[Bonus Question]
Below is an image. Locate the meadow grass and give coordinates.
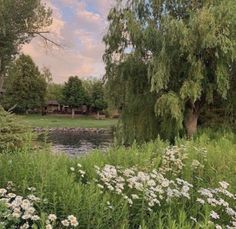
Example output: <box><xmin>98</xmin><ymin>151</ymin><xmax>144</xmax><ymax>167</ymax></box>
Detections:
<box><xmin>0</xmin><ymin>129</ymin><xmax>236</xmax><ymax>228</ymax></box>
<box><xmin>18</xmin><ymin>114</ymin><xmax>118</xmax><ymax>128</ymax></box>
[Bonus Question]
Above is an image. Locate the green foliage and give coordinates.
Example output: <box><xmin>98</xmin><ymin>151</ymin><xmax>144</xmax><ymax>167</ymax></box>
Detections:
<box><xmin>0</xmin><ymin>129</ymin><xmax>236</xmax><ymax>228</ymax></box>
<box><xmin>90</xmin><ymin>81</ymin><xmax>108</xmax><ymax>112</ymax></box>
<box><xmin>0</xmin><ymin>0</ymin><xmax>52</xmax><ymax>82</ymax></box>
<box><xmin>1</xmin><ymin>54</ymin><xmax>47</xmax><ymax>113</ymax></box>
<box><xmin>62</xmin><ymin>76</ymin><xmax>86</xmax><ymax>108</ymax></box>
<box><xmin>0</xmin><ymin>106</ymin><xmax>31</xmax><ymax>153</ymax></box>
<box><xmin>104</xmin><ymin>0</ymin><xmax>236</xmax><ymax>141</ymax></box>
<box><xmin>46</xmin><ymin>83</ymin><xmax>63</xmax><ymax>103</ymax></box>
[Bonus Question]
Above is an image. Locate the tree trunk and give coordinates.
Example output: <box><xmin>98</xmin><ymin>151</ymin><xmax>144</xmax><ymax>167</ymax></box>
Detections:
<box><xmin>72</xmin><ymin>108</ymin><xmax>75</xmax><ymax>118</ymax></box>
<box><xmin>184</xmin><ymin>108</ymin><xmax>199</xmax><ymax>138</ymax></box>
<box><xmin>96</xmin><ymin>111</ymin><xmax>100</xmax><ymax>120</ymax></box>
<box><xmin>0</xmin><ymin>74</ymin><xmax>4</xmax><ymax>99</ymax></box>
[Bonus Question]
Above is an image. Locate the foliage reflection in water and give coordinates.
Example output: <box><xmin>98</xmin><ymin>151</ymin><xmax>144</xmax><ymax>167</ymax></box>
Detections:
<box><xmin>38</xmin><ymin>130</ymin><xmax>113</xmax><ymax>156</ymax></box>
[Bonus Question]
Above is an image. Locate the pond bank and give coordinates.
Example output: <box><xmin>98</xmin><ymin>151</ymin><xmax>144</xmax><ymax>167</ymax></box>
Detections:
<box><xmin>33</xmin><ymin>127</ymin><xmax>113</xmax><ymax>135</ymax></box>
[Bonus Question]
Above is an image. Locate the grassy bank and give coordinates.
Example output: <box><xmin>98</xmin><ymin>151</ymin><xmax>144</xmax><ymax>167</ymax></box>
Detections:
<box><xmin>0</xmin><ymin>129</ymin><xmax>236</xmax><ymax>228</ymax></box>
<box><xmin>19</xmin><ymin>114</ymin><xmax>118</xmax><ymax>128</ymax></box>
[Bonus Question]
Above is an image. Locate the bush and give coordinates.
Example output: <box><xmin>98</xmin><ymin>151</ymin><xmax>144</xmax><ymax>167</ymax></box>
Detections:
<box><xmin>0</xmin><ymin>106</ymin><xmax>31</xmax><ymax>153</ymax></box>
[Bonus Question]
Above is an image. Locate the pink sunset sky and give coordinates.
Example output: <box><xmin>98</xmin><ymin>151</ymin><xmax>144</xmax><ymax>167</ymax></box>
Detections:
<box><xmin>22</xmin><ymin>0</ymin><xmax>115</xmax><ymax>83</ymax></box>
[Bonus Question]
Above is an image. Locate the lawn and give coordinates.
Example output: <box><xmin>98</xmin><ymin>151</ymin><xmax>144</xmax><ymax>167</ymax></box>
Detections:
<box><xmin>18</xmin><ymin>114</ymin><xmax>118</xmax><ymax>128</ymax></box>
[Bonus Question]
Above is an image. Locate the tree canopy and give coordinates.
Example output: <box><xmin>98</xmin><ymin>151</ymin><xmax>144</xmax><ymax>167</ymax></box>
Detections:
<box><xmin>90</xmin><ymin>81</ymin><xmax>108</xmax><ymax>113</ymax></box>
<box><xmin>104</xmin><ymin>0</ymin><xmax>236</xmax><ymax>143</ymax></box>
<box><xmin>0</xmin><ymin>0</ymin><xmax>52</xmax><ymax>93</ymax></box>
<box><xmin>62</xmin><ymin>76</ymin><xmax>86</xmax><ymax>117</ymax></box>
<box><xmin>1</xmin><ymin>54</ymin><xmax>47</xmax><ymax>113</ymax></box>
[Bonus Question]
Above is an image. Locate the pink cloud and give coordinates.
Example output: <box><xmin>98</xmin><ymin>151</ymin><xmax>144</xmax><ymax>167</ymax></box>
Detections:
<box><xmin>21</xmin><ymin>0</ymin><xmax>114</xmax><ymax>83</ymax></box>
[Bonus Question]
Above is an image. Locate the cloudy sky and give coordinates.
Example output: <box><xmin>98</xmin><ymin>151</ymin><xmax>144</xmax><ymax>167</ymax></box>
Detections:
<box><xmin>22</xmin><ymin>0</ymin><xmax>114</xmax><ymax>83</ymax></box>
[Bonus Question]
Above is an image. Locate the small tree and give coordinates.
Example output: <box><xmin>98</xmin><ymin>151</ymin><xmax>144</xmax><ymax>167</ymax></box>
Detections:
<box><xmin>90</xmin><ymin>81</ymin><xmax>108</xmax><ymax>118</ymax></box>
<box><xmin>2</xmin><ymin>54</ymin><xmax>47</xmax><ymax>113</ymax></box>
<box><xmin>62</xmin><ymin>76</ymin><xmax>86</xmax><ymax>118</ymax></box>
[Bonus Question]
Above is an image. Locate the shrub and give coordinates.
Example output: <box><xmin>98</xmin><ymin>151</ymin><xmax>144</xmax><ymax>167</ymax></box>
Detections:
<box><xmin>0</xmin><ymin>106</ymin><xmax>31</xmax><ymax>153</ymax></box>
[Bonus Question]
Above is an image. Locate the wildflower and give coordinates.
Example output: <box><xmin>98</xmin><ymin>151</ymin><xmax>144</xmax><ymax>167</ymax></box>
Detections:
<box><xmin>61</xmin><ymin>220</ymin><xmax>70</xmax><ymax>227</ymax></box>
<box><xmin>28</xmin><ymin>194</ymin><xmax>40</xmax><ymax>202</ymax></box>
<box><xmin>215</xmin><ymin>225</ymin><xmax>222</xmax><ymax>229</ymax></box>
<box><xmin>28</xmin><ymin>187</ymin><xmax>36</xmax><ymax>192</ymax></box>
<box><xmin>22</xmin><ymin>213</ymin><xmax>32</xmax><ymax>220</ymax></box>
<box><xmin>7</xmin><ymin>193</ymin><xmax>16</xmax><ymax>199</ymax></box>
<box><xmin>219</xmin><ymin>181</ymin><xmax>229</xmax><ymax>190</ymax></box>
<box><xmin>210</xmin><ymin>211</ymin><xmax>220</xmax><ymax>220</ymax></box>
<box><xmin>31</xmin><ymin>215</ymin><xmax>40</xmax><ymax>221</ymax></box>
<box><xmin>0</xmin><ymin>188</ymin><xmax>7</xmax><ymax>196</ymax></box>
<box><xmin>70</xmin><ymin>167</ymin><xmax>75</xmax><ymax>172</ymax></box>
<box><xmin>226</xmin><ymin>207</ymin><xmax>236</xmax><ymax>217</ymax></box>
<box><xmin>77</xmin><ymin>163</ymin><xmax>82</xmax><ymax>167</ymax></box>
<box><xmin>68</xmin><ymin>215</ymin><xmax>78</xmax><ymax>226</ymax></box>
<box><xmin>97</xmin><ymin>184</ymin><xmax>104</xmax><ymax>189</ymax></box>
<box><xmin>48</xmin><ymin>214</ymin><xmax>57</xmax><ymax>222</ymax></box>
<box><xmin>46</xmin><ymin>224</ymin><xmax>53</xmax><ymax>229</ymax></box>
<box><xmin>20</xmin><ymin>222</ymin><xmax>29</xmax><ymax>229</ymax></box>
<box><xmin>161</xmin><ymin>179</ymin><xmax>170</xmax><ymax>187</ymax></box>
<box><xmin>79</xmin><ymin>170</ymin><xmax>86</xmax><ymax>177</ymax></box>
<box><xmin>21</xmin><ymin>199</ymin><xmax>31</xmax><ymax>210</ymax></box>
<box><xmin>12</xmin><ymin>212</ymin><xmax>21</xmax><ymax>218</ymax></box>
<box><xmin>131</xmin><ymin>194</ymin><xmax>139</xmax><ymax>199</ymax></box>
<box><xmin>196</xmin><ymin>198</ymin><xmax>205</xmax><ymax>204</ymax></box>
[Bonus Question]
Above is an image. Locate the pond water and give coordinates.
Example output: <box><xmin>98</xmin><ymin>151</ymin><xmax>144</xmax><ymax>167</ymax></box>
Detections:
<box><xmin>38</xmin><ymin>129</ymin><xmax>113</xmax><ymax>156</ymax></box>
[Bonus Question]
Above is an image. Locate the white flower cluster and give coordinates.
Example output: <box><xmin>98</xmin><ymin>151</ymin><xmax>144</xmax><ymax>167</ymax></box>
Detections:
<box><xmin>191</xmin><ymin>159</ymin><xmax>204</xmax><ymax>170</ymax></box>
<box><xmin>70</xmin><ymin>163</ymin><xmax>86</xmax><ymax>178</ymax></box>
<box><xmin>197</xmin><ymin>181</ymin><xmax>236</xmax><ymax>228</ymax></box>
<box><xmin>159</xmin><ymin>146</ymin><xmax>187</xmax><ymax>176</ymax></box>
<box><xmin>61</xmin><ymin>215</ymin><xmax>79</xmax><ymax>227</ymax></box>
<box><xmin>0</xmin><ymin>187</ymin><xmax>41</xmax><ymax>228</ymax></box>
<box><xmin>0</xmin><ymin>186</ymin><xmax>79</xmax><ymax>228</ymax></box>
<box><xmin>95</xmin><ymin>165</ymin><xmax>193</xmax><ymax>210</ymax></box>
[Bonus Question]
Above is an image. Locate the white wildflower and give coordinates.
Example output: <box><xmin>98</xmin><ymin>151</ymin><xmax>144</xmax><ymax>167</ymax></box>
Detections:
<box><xmin>0</xmin><ymin>188</ymin><xmax>7</xmax><ymax>196</ymax></box>
<box><xmin>20</xmin><ymin>222</ymin><xmax>29</xmax><ymax>229</ymax></box>
<box><xmin>12</xmin><ymin>212</ymin><xmax>21</xmax><ymax>218</ymax></box>
<box><xmin>48</xmin><ymin>214</ymin><xmax>57</xmax><ymax>222</ymax></box>
<box><xmin>61</xmin><ymin>219</ymin><xmax>70</xmax><ymax>227</ymax></box>
<box><xmin>31</xmin><ymin>215</ymin><xmax>40</xmax><ymax>221</ymax></box>
<box><xmin>210</xmin><ymin>211</ymin><xmax>220</xmax><ymax>220</ymax></box>
<box><xmin>46</xmin><ymin>224</ymin><xmax>53</xmax><ymax>229</ymax></box>
<box><xmin>219</xmin><ymin>181</ymin><xmax>229</xmax><ymax>190</ymax></box>
<box><xmin>21</xmin><ymin>199</ymin><xmax>31</xmax><ymax>210</ymax></box>
<box><xmin>131</xmin><ymin>194</ymin><xmax>139</xmax><ymax>199</ymax></box>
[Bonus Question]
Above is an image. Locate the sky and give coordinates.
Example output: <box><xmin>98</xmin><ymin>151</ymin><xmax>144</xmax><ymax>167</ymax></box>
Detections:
<box><xmin>22</xmin><ymin>0</ymin><xmax>115</xmax><ymax>84</ymax></box>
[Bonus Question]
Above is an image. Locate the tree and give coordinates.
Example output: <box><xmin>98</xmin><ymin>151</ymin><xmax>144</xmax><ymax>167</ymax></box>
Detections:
<box><xmin>62</xmin><ymin>76</ymin><xmax>86</xmax><ymax>118</ymax></box>
<box><xmin>104</xmin><ymin>0</ymin><xmax>236</xmax><ymax>140</ymax></box>
<box><xmin>1</xmin><ymin>54</ymin><xmax>47</xmax><ymax>113</ymax></box>
<box><xmin>0</xmin><ymin>0</ymin><xmax>52</xmax><ymax>94</ymax></box>
<box><xmin>90</xmin><ymin>81</ymin><xmax>108</xmax><ymax>118</ymax></box>
<box><xmin>46</xmin><ymin>83</ymin><xmax>63</xmax><ymax>103</ymax></box>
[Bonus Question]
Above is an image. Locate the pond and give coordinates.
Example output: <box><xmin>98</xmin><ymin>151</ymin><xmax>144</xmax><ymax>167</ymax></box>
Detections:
<box><xmin>37</xmin><ymin>128</ymin><xmax>114</xmax><ymax>156</ymax></box>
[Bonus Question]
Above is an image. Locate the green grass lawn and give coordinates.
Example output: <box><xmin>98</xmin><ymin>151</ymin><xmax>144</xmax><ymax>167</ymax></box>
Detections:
<box><xmin>19</xmin><ymin>114</ymin><xmax>118</xmax><ymax>128</ymax></box>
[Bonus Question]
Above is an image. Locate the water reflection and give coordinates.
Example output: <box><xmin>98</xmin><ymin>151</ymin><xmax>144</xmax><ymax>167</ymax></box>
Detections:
<box><xmin>38</xmin><ymin>129</ymin><xmax>113</xmax><ymax>156</ymax></box>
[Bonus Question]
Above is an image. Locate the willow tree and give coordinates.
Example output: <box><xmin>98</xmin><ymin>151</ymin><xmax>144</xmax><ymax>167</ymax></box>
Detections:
<box><xmin>104</xmin><ymin>0</ymin><xmax>236</xmax><ymax>140</ymax></box>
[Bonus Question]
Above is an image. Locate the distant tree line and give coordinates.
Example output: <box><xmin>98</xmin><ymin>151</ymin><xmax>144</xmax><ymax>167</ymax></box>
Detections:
<box><xmin>0</xmin><ymin>54</ymin><xmax>108</xmax><ymax>117</ymax></box>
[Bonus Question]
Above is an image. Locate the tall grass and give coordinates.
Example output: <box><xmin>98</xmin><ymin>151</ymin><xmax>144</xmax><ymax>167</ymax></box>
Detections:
<box><xmin>0</xmin><ymin>129</ymin><xmax>236</xmax><ymax>228</ymax></box>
